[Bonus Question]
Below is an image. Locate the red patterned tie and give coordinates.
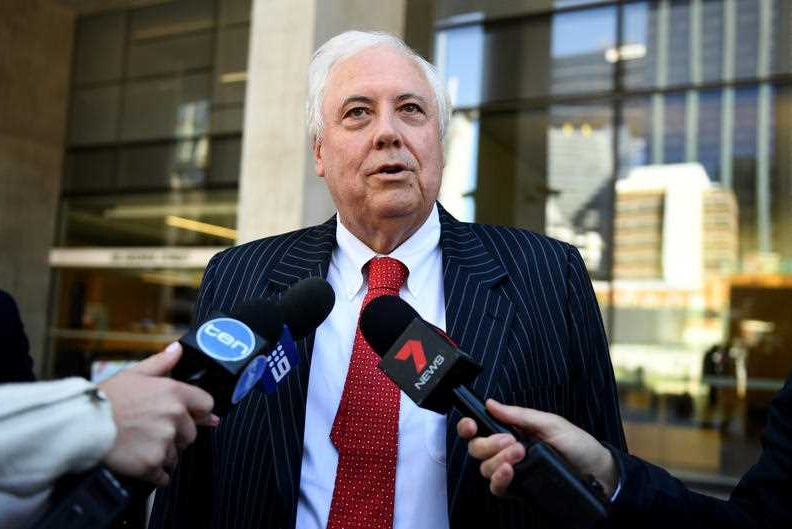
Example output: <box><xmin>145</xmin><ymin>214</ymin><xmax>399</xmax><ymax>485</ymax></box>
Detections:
<box><xmin>328</xmin><ymin>256</ymin><xmax>408</xmax><ymax>529</ymax></box>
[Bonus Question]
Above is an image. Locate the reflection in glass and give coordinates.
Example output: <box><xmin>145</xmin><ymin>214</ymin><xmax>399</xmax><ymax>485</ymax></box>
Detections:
<box><xmin>59</xmin><ymin>190</ymin><xmax>238</xmax><ymax>247</ymax></box>
<box><xmin>471</xmin><ymin>104</ymin><xmax>613</xmax><ymax>278</ymax></box>
<box><xmin>127</xmin><ymin>32</ymin><xmax>213</xmax><ymax>78</ymax></box>
<box><xmin>470</xmin><ymin>5</ymin><xmax>616</xmax><ymax>102</ymax></box>
<box><xmin>436</xmin><ymin>25</ymin><xmax>484</xmax><ymax>108</ymax></box>
<box><xmin>51</xmin><ymin>267</ymin><xmax>202</xmax><ymax>379</ymax></box>
<box><xmin>69</xmin><ymin>85</ymin><xmax>121</xmax><ymax>146</ymax></box>
<box><xmin>439</xmin><ymin>111</ymin><xmax>479</xmax><ymax>221</ymax></box>
<box><xmin>73</xmin><ymin>12</ymin><xmax>125</xmax><ymax>85</ymax></box>
<box><xmin>121</xmin><ymin>74</ymin><xmax>211</xmax><ymax>141</ymax></box>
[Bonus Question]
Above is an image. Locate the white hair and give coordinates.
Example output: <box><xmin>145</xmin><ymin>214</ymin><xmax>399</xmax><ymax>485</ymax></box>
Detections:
<box><xmin>306</xmin><ymin>30</ymin><xmax>451</xmax><ymax>145</ymax></box>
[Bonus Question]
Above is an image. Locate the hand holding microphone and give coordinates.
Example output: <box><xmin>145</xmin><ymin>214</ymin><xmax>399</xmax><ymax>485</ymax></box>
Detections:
<box><xmin>359</xmin><ymin>295</ymin><xmax>609</xmax><ymax>529</ymax></box>
<box><xmin>29</xmin><ymin>277</ymin><xmax>335</xmax><ymax>529</ymax></box>
<box><xmin>457</xmin><ymin>400</ymin><xmax>619</xmax><ymax>498</ymax></box>
<box><xmin>98</xmin><ymin>342</ymin><xmax>219</xmax><ymax>488</ymax></box>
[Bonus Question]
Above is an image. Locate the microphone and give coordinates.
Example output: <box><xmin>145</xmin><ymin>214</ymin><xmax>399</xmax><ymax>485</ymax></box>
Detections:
<box><xmin>175</xmin><ymin>276</ymin><xmax>336</xmax><ymax>414</ymax></box>
<box><xmin>28</xmin><ymin>277</ymin><xmax>335</xmax><ymax>529</ymax></box>
<box><xmin>359</xmin><ymin>295</ymin><xmax>609</xmax><ymax>529</ymax></box>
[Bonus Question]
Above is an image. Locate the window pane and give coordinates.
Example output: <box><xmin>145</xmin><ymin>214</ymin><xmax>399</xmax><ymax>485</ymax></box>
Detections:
<box><xmin>622</xmin><ymin>1</ymin><xmax>654</xmax><ymax>89</ymax></box>
<box><xmin>698</xmin><ymin>90</ymin><xmax>723</xmax><ymax>180</ymax></box>
<box><xmin>701</xmin><ymin>0</ymin><xmax>724</xmax><ymax>84</ymax></box>
<box><xmin>121</xmin><ymin>73</ymin><xmax>211</xmax><ymax>141</ymax></box>
<box><xmin>127</xmin><ymin>32</ymin><xmax>213</xmax><ymax>78</ymax></box>
<box><xmin>211</xmin><ymin>106</ymin><xmax>244</xmax><ymax>134</ymax></box>
<box><xmin>770</xmin><ymin>86</ymin><xmax>792</xmax><ymax>264</ymax></box>
<box><xmin>129</xmin><ymin>0</ymin><xmax>214</xmax><ymax>40</ymax></box>
<box><xmin>771</xmin><ymin>1</ymin><xmax>792</xmax><ymax>75</ymax></box>
<box><xmin>666</xmin><ymin>0</ymin><xmax>691</xmax><ymax>86</ymax></box>
<box><xmin>475</xmin><ymin>104</ymin><xmax>613</xmax><ymax>278</ymax></box>
<box><xmin>477</xmin><ymin>6</ymin><xmax>615</xmax><ymax>102</ymax></box>
<box><xmin>51</xmin><ymin>267</ymin><xmax>202</xmax><ymax>378</ymax></box>
<box><xmin>59</xmin><ymin>190</ymin><xmax>238</xmax><ymax>247</ymax></box>
<box><xmin>64</xmin><ymin>149</ymin><xmax>117</xmax><ymax>193</ymax></box>
<box><xmin>219</xmin><ymin>0</ymin><xmax>252</xmax><ymax>25</ymax></box>
<box><xmin>73</xmin><ymin>12</ymin><xmax>125</xmax><ymax>85</ymax></box>
<box><xmin>69</xmin><ymin>85</ymin><xmax>121</xmax><ymax>145</ymax></box>
<box><xmin>436</xmin><ymin>0</ymin><xmax>616</xmax><ymax>22</ymax></box>
<box><xmin>209</xmin><ymin>136</ymin><xmax>242</xmax><ymax>185</ymax></box>
<box><xmin>118</xmin><ymin>139</ymin><xmax>209</xmax><ymax>190</ymax></box>
<box><xmin>663</xmin><ymin>92</ymin><xmax>686</xmax><ymax>164</ymax></box>
<box><xmin>214</xmin><ymin>26</ymin><xmax>249</xmax><ymax>105</ymax></box>
<box><xmin>734</xmin><ymin>0</ymin><xmax>760</xmax><ymax>80</ymax></box>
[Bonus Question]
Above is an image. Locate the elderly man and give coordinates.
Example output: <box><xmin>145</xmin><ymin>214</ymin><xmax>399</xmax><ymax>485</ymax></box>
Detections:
<box><xmin>150</xmin><ymin>31</ymin><xmax>625</xmax><ymax>529</ymax></box>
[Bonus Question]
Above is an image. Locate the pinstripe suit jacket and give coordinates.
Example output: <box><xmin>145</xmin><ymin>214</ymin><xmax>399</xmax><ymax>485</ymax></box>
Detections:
<box><xmin>150</xmin><ymin>204</ymin><xmax>626</xmax><ymax>529</ymax></box>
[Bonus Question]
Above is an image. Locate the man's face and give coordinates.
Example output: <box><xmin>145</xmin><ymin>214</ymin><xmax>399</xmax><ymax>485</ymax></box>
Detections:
<box><xmin>313</xmin><ymin>46</ymin><xmax>444</xmax><ymax>248</ymax></box>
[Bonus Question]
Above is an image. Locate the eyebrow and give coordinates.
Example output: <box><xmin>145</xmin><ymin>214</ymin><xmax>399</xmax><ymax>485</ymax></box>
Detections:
<box><xmin>396</xmin><ymin>93</ymin><xmax>429</xmax><ymax>106</ymax></box>
<box><xmin>340</xmin><ymin>95</ymin><xmax>374</xmax><ymax>108</ymax></box>
<box><xmin>339</xmin><ymin>93</ymin><xmax>430</xmax><ymax>109</ymax></box>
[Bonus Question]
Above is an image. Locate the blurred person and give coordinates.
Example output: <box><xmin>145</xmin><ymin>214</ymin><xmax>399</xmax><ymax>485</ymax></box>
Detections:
<box><xmin>457</xmin><ymin>367</ymin><xmax>792</xmax><ymax>529</ymax></box>
<box><xmin>0</xmin><ymin>289</ymin><xmax>36</xmax><ymax>383</ymax></box>
<box><xmin>0</xmin><ymin>342</ymin><xmax>219</xmax><ymax>528</ymax></box>
<box><xmin>150</xmin><ymin>30</ymin><xmax>625</xmax><ymax>529</ymax></box>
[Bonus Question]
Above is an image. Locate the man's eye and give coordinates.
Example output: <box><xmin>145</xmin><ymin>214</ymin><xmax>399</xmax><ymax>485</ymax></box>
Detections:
<box><xmin>401</xmin><ymin>103</ymin><xmax>423</xmax><ymax>114</ymax></box>
<box><xmin>345</xmin><ymin>107</ymin><xmax>368</xmax><ymax>118</ymax></box>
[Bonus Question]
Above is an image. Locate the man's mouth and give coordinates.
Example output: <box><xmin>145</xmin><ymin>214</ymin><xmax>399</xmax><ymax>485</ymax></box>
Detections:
<box><xmin>374</xmin><ymin>163</ymin><xmax>409</xmax><ymax>175</ymax></box>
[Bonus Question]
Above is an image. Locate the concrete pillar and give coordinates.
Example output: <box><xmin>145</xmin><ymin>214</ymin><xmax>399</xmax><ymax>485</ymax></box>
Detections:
<box><xmin>0</xmin><ymin>0</ymin><xmax>75</xmax><ymax>376</ymax></box>
<box><xmin>237</xmin><ymin>0</ymin><xmax>407</xmax><ymax>243</ymax></box>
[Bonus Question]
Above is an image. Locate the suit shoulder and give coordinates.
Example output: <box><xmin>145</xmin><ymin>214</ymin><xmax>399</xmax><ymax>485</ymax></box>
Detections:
<box><xmin>206</xmin><ymin>222</ymin><xmax>334</xmax><ymax>271</ymax></box>
<box><xmin>468</xmin><ymin>222</ymin><xmax>577</xmax><ymax>259</ymax></box>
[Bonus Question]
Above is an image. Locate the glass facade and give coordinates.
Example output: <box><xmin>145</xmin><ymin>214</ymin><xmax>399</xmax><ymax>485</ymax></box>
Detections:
<box><xmin>437</xmin><ymin>0</ymin><xmax>792</xmax><ymax>487</ymax></box>
<box><xmin>52</xmin><ymin>0</ymin><xmax>249</xmax><ymax>379</ymax></box>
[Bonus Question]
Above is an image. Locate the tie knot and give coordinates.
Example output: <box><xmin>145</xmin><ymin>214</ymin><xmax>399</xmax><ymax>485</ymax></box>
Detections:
<box><xmin>367</xmin><ymin>257</ymin><xmax>407</xmax><ymax>294</ymax></box>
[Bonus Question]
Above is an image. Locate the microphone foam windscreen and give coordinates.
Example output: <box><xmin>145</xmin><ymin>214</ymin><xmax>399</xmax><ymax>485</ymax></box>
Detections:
<box><xmin>232</xmin><ymin>299</ymin><xmax>285</xmax><ymax>344</ymax></box>
<box><xmin>359</xmin><ymin>295</ymin><xmax>418</xmax><ymax>357</ymax></box>
<box><xmin>279</xmin><ymin>277</ymin><xmax>336</xmax><ymax>340</ymax></box>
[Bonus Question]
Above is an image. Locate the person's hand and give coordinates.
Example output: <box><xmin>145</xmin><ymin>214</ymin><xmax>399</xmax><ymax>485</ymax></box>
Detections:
<box><xmin>98</xmin><ymin>342</ymin><xmax>219</xmax><ymax>487</ymax></box>
<box><xmin>457</xmin><ymin>399</ymin><xmax>618</xmax><ymax>497</ymax></box>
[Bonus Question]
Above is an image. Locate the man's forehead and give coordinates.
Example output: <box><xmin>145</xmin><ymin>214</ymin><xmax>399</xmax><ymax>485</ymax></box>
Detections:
<box><xmin>324</xmin><ymin>47</ymin><xmax>432</xmax><ymax>99</ymax></box>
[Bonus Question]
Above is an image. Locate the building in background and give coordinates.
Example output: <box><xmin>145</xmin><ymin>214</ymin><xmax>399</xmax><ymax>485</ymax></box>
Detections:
<box><xmin>2</xmin><ymin>0</ymin><xmax>792</xmax><ymax>500</ymax></box>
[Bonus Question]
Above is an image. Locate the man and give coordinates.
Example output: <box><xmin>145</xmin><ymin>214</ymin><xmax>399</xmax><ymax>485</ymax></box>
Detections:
<box><xmin>0</xmin><ymin>342</ymin><xmax>218</xmax><ymax>528</ymax></box>
<box><xmin>150</xmin><ymin>31</ymin><xmax>625</xmax><ymax>529</ymax></box>
<box><xmin>457</xmin><ymin>367</ymin><xmax>792</xmax><ymax>529</ymax></box>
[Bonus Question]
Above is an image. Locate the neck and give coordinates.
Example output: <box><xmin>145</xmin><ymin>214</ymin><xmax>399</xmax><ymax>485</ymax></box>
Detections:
<box><xmin>342</xmin><ymin>210</ymin><xmax>432</xmax><ymax>254</ymax></box>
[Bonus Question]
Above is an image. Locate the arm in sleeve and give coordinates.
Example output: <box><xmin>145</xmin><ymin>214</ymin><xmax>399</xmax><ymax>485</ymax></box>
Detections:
<box><xmin>607</xmin><ymin>447</ymin><xmax>755</xmax><ymax>529</ymax></box>
<box><xmin>0</xmin><ymin>377</ymin><xmax>117</xmax><ymax>496</ymax></box>
<box><xmin>728</xmin><ymin>369</ymin><xmax>792</xmax><ymax>528</ymax></box>
<box><xmin>565</xmin><ymin>245</ymin><xmax>627</xmax><ymax>450</ymax></box>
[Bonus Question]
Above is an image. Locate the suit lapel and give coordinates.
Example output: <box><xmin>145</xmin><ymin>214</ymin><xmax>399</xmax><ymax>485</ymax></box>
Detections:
<box><xmin>438</xmin><ymin>205</ymin><xmax>515</xmax><ymax>519</ymax></box>
<box><xmin>262</xmin><ymin>217</ymin><xmax>336</xmax><ymax>522</ymax></box>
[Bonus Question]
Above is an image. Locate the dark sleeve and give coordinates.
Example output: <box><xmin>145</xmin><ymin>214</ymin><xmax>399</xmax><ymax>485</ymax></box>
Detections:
<box><xmin>565</xmin><ymin>246</ymin><xmax>627</xmax><ymax>450</ymax></box>
<box><xmin>608</xmin><ymin>370</ymin><xmax>792</xmax><ymax>529</ymax></box>
<box><xmin>0</xmin><ymin>290</ymin><xmax>35</xmax><ymax>383</ymax></box>
<box><xmin>728</xmin><ymin>369</ymin><xmax>792</xmax><ymax>528</ymax></box>
<box><xmin>607</xmin><ymin>448</ymin><xmax>755</xmax><ymax>529</ymax></box>
<box><xmin>148</xmin><ymin>255</ymin><xmax>221</xmax><ymax>529</ymax></box>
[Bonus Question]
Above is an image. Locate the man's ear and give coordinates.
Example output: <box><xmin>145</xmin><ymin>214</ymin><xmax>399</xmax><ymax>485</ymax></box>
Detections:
<box><xmin>312</xmin><ymin>138</ymin><xmax>325</xmax><ymax>178</ymax></box>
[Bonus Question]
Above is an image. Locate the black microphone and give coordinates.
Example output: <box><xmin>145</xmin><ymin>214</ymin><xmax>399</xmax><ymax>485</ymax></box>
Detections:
<box><xmin>28</xmin><ymin>277</ymin><xmax>335</xmax><ymax>529</ymax></box>
<box><xmin>175</xmin><ymin>276</ymin><xmax>336</xmax><ymax>415</ymax></box>
<box><xmin>359</xmin><ymin>295</ymin><xmax>609</xmax><ymax>529</ymax></box>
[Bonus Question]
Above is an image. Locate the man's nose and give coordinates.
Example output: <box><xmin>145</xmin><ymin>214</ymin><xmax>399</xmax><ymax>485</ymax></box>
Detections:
<box><xmin>373</xmin><ymin>113</ymin><xmax>402</xmax><ymax>149</ymax></box>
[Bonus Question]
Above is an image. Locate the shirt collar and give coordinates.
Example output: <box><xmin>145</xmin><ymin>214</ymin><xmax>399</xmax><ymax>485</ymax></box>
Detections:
<box><xmin>334</xmin><ymin>203</ymin><xmax>441</xmax><ymax>301</ymax></box>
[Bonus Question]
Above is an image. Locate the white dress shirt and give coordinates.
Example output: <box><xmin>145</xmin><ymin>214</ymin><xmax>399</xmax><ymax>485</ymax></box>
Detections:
<box><xmin>296</xmin><ymin>204</ymin><xmax>449</xmax><ymax>529</ymax></box>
